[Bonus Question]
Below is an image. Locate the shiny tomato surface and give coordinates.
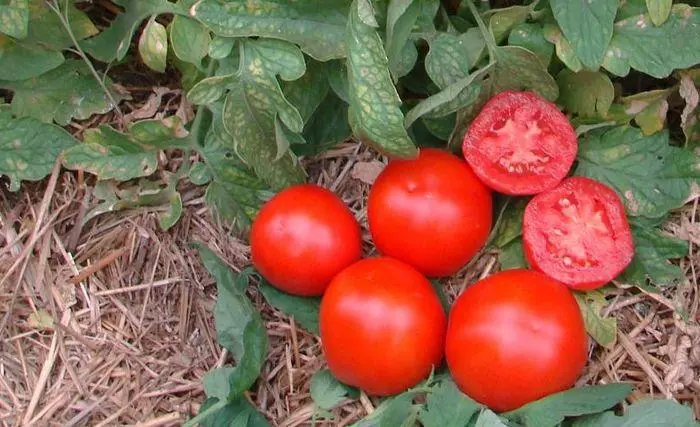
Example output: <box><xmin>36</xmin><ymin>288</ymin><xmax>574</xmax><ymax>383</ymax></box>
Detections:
<box><xmin>367</xmin><ymin>148</ymin><xmax>492</xmax><ymax>277</ymax></box>
<box><xmin>446</xmin><ymin>269</ymin><xmax>588</xmax><ymax>412</ymax></box>
<box><xmin>523</xmin><ymin>177</ymin><xmax>634</xmax><ymax>290</ymax></box>
<box><xmin>462</xmin><ymin>91</ymin><xmax>577</xmax><ymax>195</ymax></box>
<box><xmin>320</xmin><ymin>257</ymin><xmax>447</xmax><ymax>396</ymax></box>
<box><xmin>250</xmin><ymin>184</ymin><xmax>361</xmax><ymax>296</ymax></box>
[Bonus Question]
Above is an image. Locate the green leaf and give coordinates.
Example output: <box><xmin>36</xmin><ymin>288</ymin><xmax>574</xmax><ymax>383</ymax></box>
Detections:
<box><xmin>310</xmin><ymin>370</ymin><xmax>358</xmax><ymax>410</ymax></box>
<box><xmin>195</xmin><ymin>244</ymin><xmax>268</xmax><ymax>399</ymax></box>
<box><xmin>258</xmin><ymin>279</ymin><xmax>320</xmax><ymax>334</ymax></box>
<box><xmin>0</xmin><ymin>34</ymin><xmax>64</xmax><ymax>81</ymax></box>
<box><xmin>62</xmin><ymin>117</ymin><xmax>186</xmax><ymax>181</ymax></box>
<box><xmin>189</xmin><ymin>162</ymin><xmax>212</xmax><ymax>185</ymax></box>
<box><xmin>283</xmin><ymin>58</ymin><xmax>330</xmax><ymax>124</ymax></box>
<box><xmin>190</xmin><ymin>0</ymin><xmax>349</xmax><ymax>61</ymax></box>
<box><xmin>602</xmin><ymin>5</ymin><xmax>700</xmax><ymax>79</ymax></box>
<box><xmin>353</xmin><ymin>389</ymin><xmax>424</xmax><ymax>427</ymax></box>
<box><xmin>620</xmin><ymin>89</ymin><xmax>672</xmax><ymax>136</ymax></box>
<box><xmin>502</xmin><ymin>384</ymin><xmax>633</xmax><ymax>427</ymax></box>
<box><xmin>83</xmin><ymin>0</ymin><xmax>180</xmax><ymax>62</ymax></box>
<box><xmin>208</xmin><ymin>36</ymin><xmax>236</xmax><ymax>59</ymax></box>
<box><xmin>422</xmin><ymin>114</ymin><xmax>456</xmax><ymax>141</ymax></box>
<box><xmin>139</xmin><ymin>16</ymin><xmax>168</xmax><ymax>73</ymax></box>
<box><xmin>543</xmin><ymin>24</ymin><xmax>583</xmax><ymax>72</ymax></box>
<box><xmin>557</xmin><ymin>70</ymin><xmax>614</xmax><ymax>118</ymax></box>
<box><xmin>508</xmin><ymin>23</ymin><xmax>554</xmax><ymax>68</ymax></box>
<box><xmin>169</xmin><ymin>15</ymin><xmax>210</xmax><ymax>67</ymax></box>
<box><xmin>326</xmin><ymin>59</ymin><xmax>349</xmax><ymax>103</ymax></box>
<box><xmin>575</xmin><ymin>126</ymin><xmax>700</xmax><ymax>218</ymax></box>
<box><xmin>574</xmin><ymin>290</ymin><xmax>618</xmax><ymax>348</ymax></box>
<box><xmin>487</xmin><ymin>5</ymin><xmax>531</xmax><ymax>44</ymax></box>
<box><xmin>347</xmin><ymin>0</ymin><xmax>418</xmax><ymax>159</ymax></box>
<box><xmin>297</xmin><ymin>92</ymin><xmax>351</xmax><ymax>156</ymax></box>
<box><xmin>386</xmin><ymin>0</ymin><xmax>421</xmax><ymax>81</ymax></box>
<box><xmin>550</xmin><ymin>0</ymin><xmax>617</xmax><ymax>69</ymax></box>
<box><xmin>424</xmin><ymin>33</ymin><xmax>475</xmax><ymax>89</ymax></box>
<box><xmin>646</xmin><ymin>0</ymin><xmax>672</xmax><ymax>26</ymax></box>
<box><xmin>492</xmin><ymin>46</ymin><xmax>559</xmax><ymax>101</ymax></box>
<box><xmin>0</xmin><ymin>111</ymin><xmax>76</xmax><ymax>191</ymax></box>
<box><xmin>499</xmin><ymin>238</ymin><xmax>528</xmax><ymax>270</ymax></box>
<box><xmin>493</xmin><ymin>198</ymin><xmax>527</xmax><ymax>248</ymax></box>
<box><xmin>571</xmin><ymin>399</ymin><xmax>697</xmax><ymax>427</ymax></box>
<box><xmin>0</xmin><ymin>0</ymin><xmax>28</xmax><ymax>39</ymax></box>
<box><xmin>474</xmin><ymin>409</ymin><xmax>508</xmax><ymax>427</ymax></box>
<box><xmin>0</xmin><ymin>60</ymin><xmax>123</xmax><ymax>125</ymax></box>
<box><xmin>419</xmin><ymin>378</ymin><xmax>481</xmax><ymax>427</ymax></box>
<box><xmin>199</xmin><ymin>396</ymin><xmax>271</xmax><ymax>427</ymax></box>
<box><xmin>619</xmin><ymin>221</ymin><xmax>689</xmax><ymax>287</ymax></box>
<box><xmin>24</xmin><ymin>0</ymin><xmax>98</xmax><ymax>51</ymax></box>
<box><xmin>158</xmin><ymin>189</ymin><xmax>182</xmax><ymax>230</ymax></box>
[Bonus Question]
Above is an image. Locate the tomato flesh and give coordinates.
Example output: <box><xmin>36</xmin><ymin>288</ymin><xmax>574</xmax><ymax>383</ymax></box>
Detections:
<box><xmin>462</xmin><ymin>91</ymin><xmax>577</xmax><ymax>195</ymax></box>
<box><xmin>320</xmin><ymin>257</ymin><xmax>447</xmax><ymax>396</ymax></box>
<box><xmin>523</xmin><ymin>177</ymin><xmax>634</xmax><ymax>290</ymax></box>
<box><xmin>445</xmin><ymin>269</ymin><xmax>588</xmax><ymax>412</ymax></box>
<box><xmin>250</xmin><ymin>184</ymin><xmax>362</xmax><ymax>296</ymax></box>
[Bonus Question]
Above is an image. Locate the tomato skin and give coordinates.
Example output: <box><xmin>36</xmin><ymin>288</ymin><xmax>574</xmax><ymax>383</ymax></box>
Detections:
<box><xmin>522</xmin><ymin>177</ymin><xmax>634</xmax><ymax>291</ymax></box>
<box><xmin>250</xmin><ymin>184</ymin><xmax>361</xmax><ymax>296</ymax></box>
<box><xmin>446</xmin><ymin>269</ymin><xmax>588</xmax><ymax>412</ymax></box>
<box><xmin>320</xmin><ymin>257</ymin><xmax>447</xmax><ymax>396</ymax></box>
<box><xmin>462</xmin><ymin>91</ymin><xmax>577</xmax><ymax>195</ymax></box>
<box><xmin>367</xmin><ymin>148</ymin><xmax>493</xmax><ymax>277</ymax></box>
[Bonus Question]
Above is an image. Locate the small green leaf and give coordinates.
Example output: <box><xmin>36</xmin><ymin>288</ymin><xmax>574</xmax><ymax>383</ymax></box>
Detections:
<box><xmin>508</xmin><ymin>23</ymin><xmax>554</xmax><ymax>68</ymax></box>
<box><xmin>326</xmin><ymin>59</ymin><xmax>349</xmax><ymax>103</ymax></box>
<box><xmin>574</xmin><ymin>290</ymin><xmax>618</xmax><ymax>348</ymax></box>
<box><xmin>195</xmin><ymin>244</ymin><xmax>268</xmax><ymax>399</ymax></box>
<box><xmin>0</xmin><ymin>60</ymin><xmax>123</xmax><ymax>125</ymax></box>
<box><xmin>310</xmin><ymin>370</ymin><xmax>358</xmax><ymax>410</ymax></box>
<box><xmin>83</xmin><ymin>0</ymin><xmax>180</xmax><ymax>62</ymax></box>
<box><xmin>0</xmin><ymin>111</ymin><xmax>76</xmax><ymax>191</ymax></box>
<box><xmin>646</xmin><ymin>0</ymin><xmax>673</xmax><ymax>26</ymax></box>
<box><xmin>422</xmin><ymin>114</ymin><xmax>456</xmax><ymax>141</ymax></box>
<box><xmin>199</xmin><ymin>396</ymin><xmax>271</xmax><ymax>427</ymax></box>
<box><xmin>208</xmin><ymin>36</ymin><xmax>236</xmax><ymax>59</ymax></box>
<box><xmin>557</xmin><ymin>70</ymin><xmax>614</xmax><ymax>118</ymax></box>
<box><xmin>550</xmin><ymin>0</ymin><xmax>617</xmax><ymax>69</ymax></box>
<box><xmin>283</xmin><ymin>58</ymin><xmax>330</xmax><ymax>124</ymax></box>
<box><xmin>602</xmin><ymin>5</ymin><xmax>700</xmax><ymax>79</ymax></box>
<box><xmin>353</xmin><ymin>388</ymin><xmax>424</xmax><ymax>427</ymax></box>
<box><xmin>575</xmin><ymin>126</ymin><xmax>700</xmax><ymax>218</ymax></box>
<box><xmin>619</xmin><ymin>220</ymin><xmax>689</xmax><ymax>287</ymax></box>
<box><xmin>169</xmin><ymin>15</ymin><xmax>210</xmax><ymax>67</ymax></box>
<box><xmin>190</xmin><ymin>0</ymin><xmax>349</xmax><ymax>61</ymax></box>
<box><xmin>492</xmin><ymin>46</ymin><xmax>559</xmax><ymax>101</ymax></box>
<box><xmin>0</xmin><ymin>0</ymin><xmax>28</xmax><ymax>39</ymax></box>
<box><xmin>159</xmin><ymin>190</ymin><xmax>182</xmax><ymax>230</ymax></box>
<box><xmin>487</xmin><ymin>5</ymin><xmax>531</xmax><ymax>43</ymax></box>
<box><xmin>543</xmin><ymin>24</ymin><xmax>583</xmax><ymax>72</ymax></box>
<box><xmin>474</xmin><ymin>409</ymin><xmax>508</xmax><ymax>427</ymax></box>
<box><xmin>571</xmin><ymin>399</ymin><xmax>697</xmax><ymax>427</ymax></box>
<box><xmin>24</xmin><ymin>0</ymin><xmax>98</xmax><ymax>51</ymax></box>
<box><xmin>347</xmin><ymin>0</ymin><xmax>418</xmax><ymax>158</ymax></box>
<box><xmin>189</xmin><ymin>162</ymin><xmax>212</xmax><ymax>185</ymax></box>
<box><xmin>386</xmin><ymin>0</ymin><xmax>421</xmax><ymax>81</ymax></box>
<box><xmin>502</xmin><ymin>384</ymin><xmax>633</xmax><ymax>427</ymax></box>
<box><xmin>424</xmin><ymin>32</ymin><xmax>475</xmax><ymax>89</ymax></box>
<box><xmin>298</xmin><ymin>92</ymin><xmax>352</xmax><ymax>156</ymax></box>
<box><xmin>419</xmin><ymin>378</ymin><xmax>481</xmax><ymax>427</ymax></box>
<box><xmin>493</xmin><ymin>199</ymin><xmax>527</xmax><ymax>248</ymax></box>
<box><xmin>620</xmin><ymin>89</ymin><xmax>672</xmax><ymax>136</ymax></box>
<box><xmin>499</xmin><ymin>238</ymin><xmax>528</xmax><ymax>270</ymax></box>
<box><xmin>139</xmin><ymin>17</ymin><xmax>168</xmax><ymax>73</ymax></box>
<box><xmin>0</xmin><ymin>34</ymin><xmax>64</xmax><ymax>81</ymax></box>
<box><xmin>258</xmin><ymin>279</ymin><xmax>321</xmax><ymax>334</ymax></box>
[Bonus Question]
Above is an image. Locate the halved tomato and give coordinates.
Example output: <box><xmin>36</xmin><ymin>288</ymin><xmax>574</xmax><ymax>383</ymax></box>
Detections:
<box><xmin>522</xmin><ymin>176</ymin><xmax>634</xmax><ymax>290</ymax></box>
<box><xmin>462</xmin><ymin>91</ymin><xmax>577</xmax><ymax>195</ymax></box>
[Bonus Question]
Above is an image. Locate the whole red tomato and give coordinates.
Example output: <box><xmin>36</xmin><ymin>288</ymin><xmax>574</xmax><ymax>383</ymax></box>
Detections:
<box><xmin>250</xmin><ymin>184</ymin><xmax>361</xmax><ymax>296</ymax></box>
<box><xmin>446</xmin><ymin>269</ymin><xmax>588</xmax><ymax>412</ymax></box>
<box><xmin>367</xmin><ymin>148</ymin><xmax>492</xmax><ymax>277</ymax></box>
<box><xmin>320</xmin><ymin>257</ymin><xmax>447</xmax><ymax>396</ymax></box>
<box><xmin>462</xmin><ymin>91</ymin><xmax>577</xmax><ymax>195</ymax></box>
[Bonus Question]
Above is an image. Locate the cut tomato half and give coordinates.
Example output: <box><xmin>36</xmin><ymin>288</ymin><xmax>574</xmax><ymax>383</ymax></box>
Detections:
<box><xmin>522</xmin><ymin>177</ymin><xmax>634</xmax><ymax>290</ymax></box>
<box><xmin>462</xmin><ymin>91</ymin><xmax>577</xmax><ymax>195</ymax></box>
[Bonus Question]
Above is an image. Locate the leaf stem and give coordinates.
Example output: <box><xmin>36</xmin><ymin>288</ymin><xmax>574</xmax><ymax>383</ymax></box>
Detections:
<box><xmin>464</xmin><ymin>0</ymin><xmax>498</xmax><ymax>60</ymax></box>
<box><xmin>182</xmin><ymin>398</ymin><xmax>228</xmax><ymax>427</ymax></box>
<box><xmin>46</xmin><ymin>0</ymin><xmax>125</xmax><ymax>127</ymax></box>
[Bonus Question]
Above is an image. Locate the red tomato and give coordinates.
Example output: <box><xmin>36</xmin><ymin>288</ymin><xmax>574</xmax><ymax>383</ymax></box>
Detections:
<box><xmin>320</xmin><ymin>257</ymin><xmax>447</xmax><ymax>396</ymax></box>
<box><xmin>446</xmin><ymin>269</ymin><xmax>588</xmax><ymax>412</ymax></box>
<box><xmin>250</xmin><ymin>184</ymin><xmax>361</xmax><ymax>296</ymax></box>
<box><xmin>462</xmin><ymin>91</ymin><xmax>577</xmax><ymax>195</ymax></box>
<box><xmin>523</xmin><ymin>176</ymin><xmax>634</xmax><ymax>290</ymax></box>
<box><xmin>367</xmin><ymin>148</ymin><xmax>493</xmax><ymax>277</ymax></box>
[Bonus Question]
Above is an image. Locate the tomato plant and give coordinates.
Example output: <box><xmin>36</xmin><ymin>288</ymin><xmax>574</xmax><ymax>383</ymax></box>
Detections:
<box><xmin>367</xmin><ymin>148</ymin><xmax>492</xmax><ymax>277</ymax></box>
<box><xmin>523</xmin><ymin>176</ymin><xmax>635</xmax><ymax>291</ymax></box>
<box><xmin>462</xmin><ymin>91</ymin><xmax>577</xmax><ymax>195</ymax></box>
<box><xmin>446</xmin><ymin>269</ymin><xmax>588</xmax><ymax>413</ymax></box>
<box><xmin>250</xmin><ymin>184</ymin><xmax>361</xmax><ymax>296</ymax></box>
<box><xmin>319</xmin><ymin>257</ymin><xmax>446</xmax><ymax>396</ymax></box>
